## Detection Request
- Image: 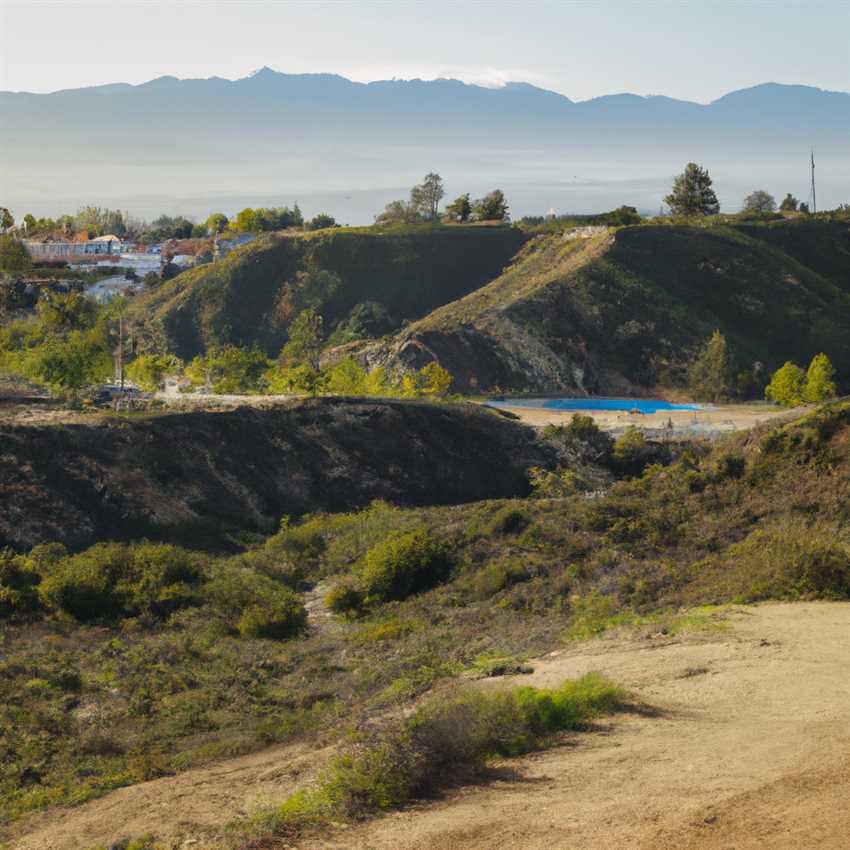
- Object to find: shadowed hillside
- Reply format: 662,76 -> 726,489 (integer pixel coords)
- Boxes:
128,225 -> 529,359
0,398 -> 553,552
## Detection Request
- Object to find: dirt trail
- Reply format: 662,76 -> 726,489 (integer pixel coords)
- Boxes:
10,602 -> 850,849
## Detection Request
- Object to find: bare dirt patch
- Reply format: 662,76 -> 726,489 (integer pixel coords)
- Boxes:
9,602 -> 849,849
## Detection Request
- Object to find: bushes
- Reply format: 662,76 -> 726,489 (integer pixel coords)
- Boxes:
486,505 -> 530,535
325,529 -> 451,614
356,530 -> 451,604
724,520 -> 850,600
232,673 -> 626,840
206,567 -> 307,639
0,550 -> 42,617
39,543 -> 205,622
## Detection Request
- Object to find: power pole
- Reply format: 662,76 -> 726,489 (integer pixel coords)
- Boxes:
117,312 -> 125,391
810,149 -> 817,214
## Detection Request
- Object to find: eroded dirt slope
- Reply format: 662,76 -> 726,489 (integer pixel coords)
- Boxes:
0,398 -> 552,551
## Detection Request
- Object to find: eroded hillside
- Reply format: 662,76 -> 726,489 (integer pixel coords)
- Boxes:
0,398 -> 553,551
353,220 -> 850,393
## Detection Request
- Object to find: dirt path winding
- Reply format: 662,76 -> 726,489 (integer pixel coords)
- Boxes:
10,602 -> 850,849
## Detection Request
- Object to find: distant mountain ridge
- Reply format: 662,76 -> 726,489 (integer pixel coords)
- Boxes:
1,69 -> 848,219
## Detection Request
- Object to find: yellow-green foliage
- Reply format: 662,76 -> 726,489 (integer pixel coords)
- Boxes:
765,361 -> 806,406
231,673 -> 625,841
804,353 -> 838,402
766,353 -> 838,407
355,530 -> 451,604
125,353 -> 182,391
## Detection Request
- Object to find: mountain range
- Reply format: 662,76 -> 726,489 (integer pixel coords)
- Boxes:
1,69 -> 848,221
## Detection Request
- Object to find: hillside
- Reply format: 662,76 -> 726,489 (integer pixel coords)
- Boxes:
128,225 -> 529,359
0,398 -> 553,552
3,72 -> 849,216
356,219 -> 850,393
3,401 -> 849,846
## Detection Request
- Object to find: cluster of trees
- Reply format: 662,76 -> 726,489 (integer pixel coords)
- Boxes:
0,291 -> 115,392
664,165 -> 815,218
688,330 -> 838,406
0,202 -> 339,246
177,306 -> 453,398
375,174 -> 509,225
765,354 -> 837,407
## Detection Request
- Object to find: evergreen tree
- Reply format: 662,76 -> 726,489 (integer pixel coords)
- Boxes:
665,163 -> 720,216
765,362 -> 806,407
688,330 -> 732,402
779,193 -> 799,212
281,307 -> 324,371
803,353 -> 837,402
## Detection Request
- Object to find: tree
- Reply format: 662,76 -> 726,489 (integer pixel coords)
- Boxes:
779,193 -> 799,212
688,330 -> 732,402
22,213 -> 37,232
374,200 -> 422,226
0,208 -> 13,233
419,362 -> 453,397
205,213 -> 229,235
765,361 -> 806,407
799,202 -> 810,214
306,213 -> 338,231
665,163 -> 720,216
234,208 -> 259,232
0,236 -> 32,274
125,353 -> 182,391
281,307 -> 324,370
445,193 -> 472,222
410,173 -> 444,220
803,353 -> 837,402
742,190 -> 777,214
474,190 -> 509,221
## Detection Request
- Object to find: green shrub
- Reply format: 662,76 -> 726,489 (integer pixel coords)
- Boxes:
725,520 -> 850,600
38,543 -> 205,622
473,558 -> 532,598
356,530 -> 451,604
325,580 -> 365,616
207,567 -> 308,639
237,594 -> 307,640
0,549 -> 42,617
486,506 -> 530,535
612,426 -> 648,476
231,673 -> 626,841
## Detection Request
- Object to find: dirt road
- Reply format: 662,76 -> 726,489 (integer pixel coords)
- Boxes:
10,602 -> 850,849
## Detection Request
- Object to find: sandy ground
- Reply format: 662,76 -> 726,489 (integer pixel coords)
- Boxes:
9,601 -> 850,850
493,401 -> 802,437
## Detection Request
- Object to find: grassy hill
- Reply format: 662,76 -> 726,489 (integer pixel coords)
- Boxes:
2,400 -> 849,839
128,225 -> 529,359
357,219 -> 850,394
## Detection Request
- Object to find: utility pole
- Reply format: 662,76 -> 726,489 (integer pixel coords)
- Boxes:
117,312 -> 124,391
810,149 -> 817,214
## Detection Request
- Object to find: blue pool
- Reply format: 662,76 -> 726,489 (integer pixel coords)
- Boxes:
488,398 -> 705,414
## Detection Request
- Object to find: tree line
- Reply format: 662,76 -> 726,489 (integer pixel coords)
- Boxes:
688,329 -> 837,406
374,174 -> 509,225
0,204 -> 339,244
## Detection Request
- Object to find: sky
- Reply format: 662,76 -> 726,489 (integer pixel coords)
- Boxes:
1,0 -> 848,102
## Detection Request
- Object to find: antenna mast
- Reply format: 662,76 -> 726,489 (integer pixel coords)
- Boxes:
810,149 -> 817,214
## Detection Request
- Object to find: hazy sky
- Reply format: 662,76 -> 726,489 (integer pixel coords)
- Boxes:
1,0 -> 848,101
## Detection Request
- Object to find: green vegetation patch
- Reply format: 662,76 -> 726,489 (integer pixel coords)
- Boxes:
229,673 -> 626,842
